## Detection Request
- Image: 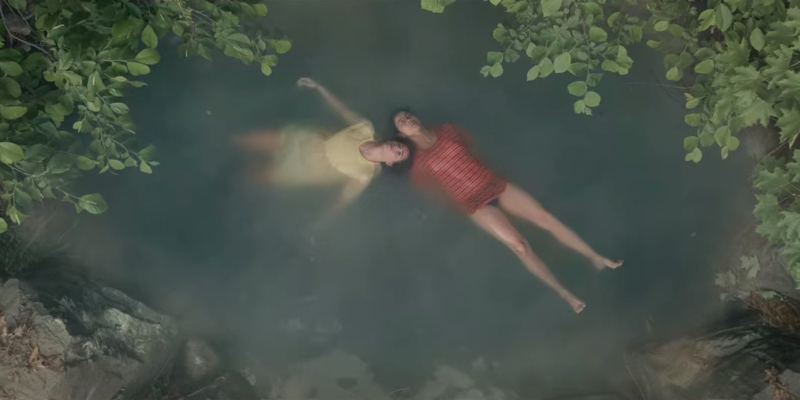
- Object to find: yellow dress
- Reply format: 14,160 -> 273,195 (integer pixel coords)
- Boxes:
271,120 -> 379,190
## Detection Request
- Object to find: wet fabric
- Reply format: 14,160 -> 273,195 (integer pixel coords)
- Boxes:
410,123 -> 507,214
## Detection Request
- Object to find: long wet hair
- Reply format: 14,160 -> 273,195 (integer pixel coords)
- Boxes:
383,106 -> 417,175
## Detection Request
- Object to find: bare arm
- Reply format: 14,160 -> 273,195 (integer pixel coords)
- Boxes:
298,77 -> 362,126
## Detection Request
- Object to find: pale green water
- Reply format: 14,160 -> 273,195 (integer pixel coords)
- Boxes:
69,1 -> 755,397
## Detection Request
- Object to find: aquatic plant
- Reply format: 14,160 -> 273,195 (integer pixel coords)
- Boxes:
0,0 -> 288,233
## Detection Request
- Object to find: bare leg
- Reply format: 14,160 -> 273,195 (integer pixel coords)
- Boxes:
471,205 -> 586,313
498,183 -> 623,270
234,130 -> 284,152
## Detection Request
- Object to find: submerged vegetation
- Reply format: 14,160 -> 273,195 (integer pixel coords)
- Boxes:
424,0 -> 800,287
0,0 -> 288,233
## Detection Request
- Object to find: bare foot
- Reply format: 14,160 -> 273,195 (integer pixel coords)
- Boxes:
592,257 -> 623,270
566,296 -> 586,314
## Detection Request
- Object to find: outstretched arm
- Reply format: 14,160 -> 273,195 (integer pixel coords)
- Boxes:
318,178 -> 369,225
298,77 -> 362,126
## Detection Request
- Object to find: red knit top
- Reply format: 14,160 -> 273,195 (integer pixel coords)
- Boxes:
410,123 -> 507,214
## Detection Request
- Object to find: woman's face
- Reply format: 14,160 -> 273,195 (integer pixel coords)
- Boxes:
393,111 -> 422,136
382,140 -> 409,166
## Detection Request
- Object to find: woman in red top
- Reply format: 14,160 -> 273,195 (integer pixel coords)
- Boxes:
392,109 -> 622,314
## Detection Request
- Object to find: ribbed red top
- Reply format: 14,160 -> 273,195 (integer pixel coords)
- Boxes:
410,123 -> 507,214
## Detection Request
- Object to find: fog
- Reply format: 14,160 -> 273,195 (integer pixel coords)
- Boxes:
46,1 -> 756,397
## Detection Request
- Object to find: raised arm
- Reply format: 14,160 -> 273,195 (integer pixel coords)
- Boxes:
298,77 -> 361,126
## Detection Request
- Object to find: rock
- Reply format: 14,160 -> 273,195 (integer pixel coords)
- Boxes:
626,314 -> 800,399
415,365 -> 515,400
0,278 -> 181,400
181,338 -> 222,383
271,350 -> 386,399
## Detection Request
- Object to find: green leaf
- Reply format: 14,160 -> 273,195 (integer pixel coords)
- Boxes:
684,113 -> 702,127
78,193 -> 108,215
586,73 -> 602,87
589,26 -> 608,42
8,0 -> 25,10
272,40 -> 292,54
109,159 -> 125,170
699,130 -> 715,147
694,59 -> 714,74
541,0 -> 562,17
607,12 -> 621,27
76,156 -> 95,171
420,0 -> 455,13
253,3 -> 268,16
0,142 -> 23,164
109,103 -> 129,114
492,26 -> 507,42
490,0 -> 501,5
601,60 -> 620,73
777,109 -> 800,143
0,77 -> 21,98
714,126 -> 731,147
654,21 -> 669,32
727,136 -> 740,151
720,146 -> 729,160
686,98 -> 700,109
684,136 -> 699,152
666,67 -> 680,81
584,91 -> 600,107
526,65 -> 540,81
539,57 -> 554,78
260,63 -> 272,76
685,147 -> 703,163
89,71 -> 105,93
553,53 -> 571,73
0,61 -> 23,77
126,62 -> 150,76
47,153 -> 73,174
567,81 -> 587,97
487,51 -> 504,64
489,63 -> 503,78
0,218 -> 6,234
141,25 -> 158,48
646,40 -> 660,49
715,4 -> 732,32
574,99 -> 586,114
668,24 -> 684,37
0,106 -> 26,120
112,19 -> 136,39
140,161 -> 153,174
750,28 -> 765,51
135,49 -> 161,65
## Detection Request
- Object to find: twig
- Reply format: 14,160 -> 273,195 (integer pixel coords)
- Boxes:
0,1 -> 53,59
623,353 -> 647,400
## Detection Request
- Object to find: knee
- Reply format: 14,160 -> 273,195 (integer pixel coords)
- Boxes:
506,237 -> 530,256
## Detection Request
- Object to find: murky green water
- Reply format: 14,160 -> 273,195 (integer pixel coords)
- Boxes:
68,1 -> 756,397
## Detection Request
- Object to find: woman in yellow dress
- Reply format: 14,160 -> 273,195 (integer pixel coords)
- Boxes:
234,77 -> 409,223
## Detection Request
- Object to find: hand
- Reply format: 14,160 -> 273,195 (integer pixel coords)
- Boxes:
297,77 -> 320,89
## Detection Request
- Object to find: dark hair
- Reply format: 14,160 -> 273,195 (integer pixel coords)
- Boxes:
383,135 -> 415,176
388,106 -> 416,136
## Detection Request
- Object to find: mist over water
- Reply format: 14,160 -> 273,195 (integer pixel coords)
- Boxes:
55,0 -> 757,397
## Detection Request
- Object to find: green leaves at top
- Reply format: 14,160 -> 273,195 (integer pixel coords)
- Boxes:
538,57 -> 554,78
553,53 -> 571,73
541,0 -> 562,17
568,81 -> 587,97
694,59 -> 714,74
487,51 -> 503,64
135,49 -> 160,65
0,142 -> 23,164
253,3 -> 268,16
489,63 -> 503,78
589,26 -> 607,42
526,66 -> 540,81
78,194 -> 108,215
777,108 -> 800,143
0,77 -> 21,98
654,21 -> 669,32
0,61 -> 23,77
0,105 -> 26,120
8,0 -> 26,10
685,147 -> 703,163
584,91 -> 601,107
666,67 -> 680,81
126,62 -> 150,76
715,4 -> 733,32
0,218 -> 6,234
142,25 -> 158,48
112,19 -> 137,39
750,28 -> 765,51
420,0 -> 455,13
